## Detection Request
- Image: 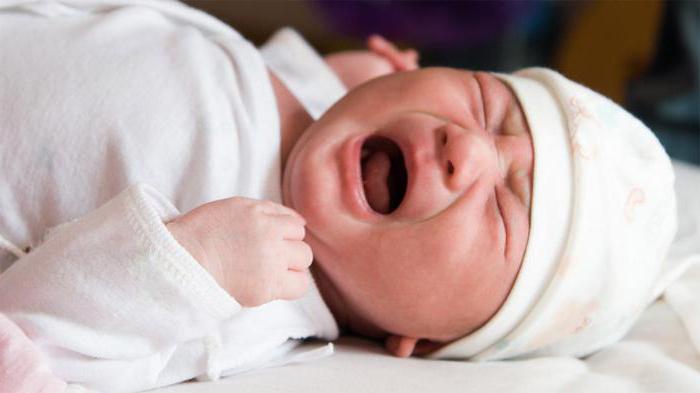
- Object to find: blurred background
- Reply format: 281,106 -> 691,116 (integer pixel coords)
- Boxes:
186,0 -> 699,164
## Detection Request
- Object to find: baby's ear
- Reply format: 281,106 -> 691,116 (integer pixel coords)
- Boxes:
384,335 -> 448,358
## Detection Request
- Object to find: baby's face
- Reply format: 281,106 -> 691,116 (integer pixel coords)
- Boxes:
283,68 -> 533,342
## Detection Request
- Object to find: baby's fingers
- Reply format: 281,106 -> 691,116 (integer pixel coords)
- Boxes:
400,49 -> 419,69
285,240 -> 313,271
367,34 -> 395,55
256,199 -> 305,222
276,270 -> 310,301
367,34 -> 419,71
273,215 -> 306,240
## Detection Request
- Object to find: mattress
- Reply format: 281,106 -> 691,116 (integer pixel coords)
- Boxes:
155,160 -> 700,393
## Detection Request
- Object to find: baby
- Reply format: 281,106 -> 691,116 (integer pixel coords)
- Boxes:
169,51 -> 533,358
0,1 -> 677,392
172,46 -> 676,361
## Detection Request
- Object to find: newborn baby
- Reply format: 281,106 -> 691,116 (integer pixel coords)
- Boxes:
171,54 -> 676,361
168,27 -> 678,362
0,1 -> 677,391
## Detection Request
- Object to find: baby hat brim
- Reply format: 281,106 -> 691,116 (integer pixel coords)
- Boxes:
429,68 -> 676,361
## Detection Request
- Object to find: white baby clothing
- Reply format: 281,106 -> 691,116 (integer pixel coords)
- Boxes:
0,0 -> 346,391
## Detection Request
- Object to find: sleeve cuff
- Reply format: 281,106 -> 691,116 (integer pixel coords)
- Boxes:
124,183 -> 241,319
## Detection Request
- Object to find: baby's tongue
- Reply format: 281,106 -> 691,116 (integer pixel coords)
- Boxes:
362,150 -> 391,214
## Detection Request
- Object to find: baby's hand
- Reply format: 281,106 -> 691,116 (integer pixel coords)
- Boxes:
324,35 -> 419,89
166,197 -> 312,307
366,34 -> 419,72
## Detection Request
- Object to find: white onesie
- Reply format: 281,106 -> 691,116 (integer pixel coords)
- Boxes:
0,0 -> 346,391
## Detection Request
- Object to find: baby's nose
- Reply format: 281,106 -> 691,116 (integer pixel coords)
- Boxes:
441,126 -> 498,192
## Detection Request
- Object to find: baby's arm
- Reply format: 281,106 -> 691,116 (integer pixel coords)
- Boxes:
0,183 -> 312,391
0,184 -> 242,391
324,35 -> 419,89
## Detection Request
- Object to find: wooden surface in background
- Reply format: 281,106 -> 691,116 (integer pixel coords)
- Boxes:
555,0 -> 665,104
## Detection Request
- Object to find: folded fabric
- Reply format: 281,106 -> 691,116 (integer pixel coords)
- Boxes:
0,312 -> 67,393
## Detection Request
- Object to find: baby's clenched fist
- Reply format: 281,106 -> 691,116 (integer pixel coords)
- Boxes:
166,197 -> 312,307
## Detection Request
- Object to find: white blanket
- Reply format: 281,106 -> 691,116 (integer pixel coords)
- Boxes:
154,160 -> 700,392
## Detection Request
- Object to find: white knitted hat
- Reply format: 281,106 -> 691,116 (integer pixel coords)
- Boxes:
430,68 -> 677,360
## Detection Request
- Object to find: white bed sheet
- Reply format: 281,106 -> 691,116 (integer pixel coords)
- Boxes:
155,160 -> 700,393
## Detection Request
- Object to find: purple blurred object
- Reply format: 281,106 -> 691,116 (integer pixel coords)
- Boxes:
311,0 -> 536,50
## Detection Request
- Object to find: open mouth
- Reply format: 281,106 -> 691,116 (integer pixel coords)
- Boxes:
360,136 -> 408,214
